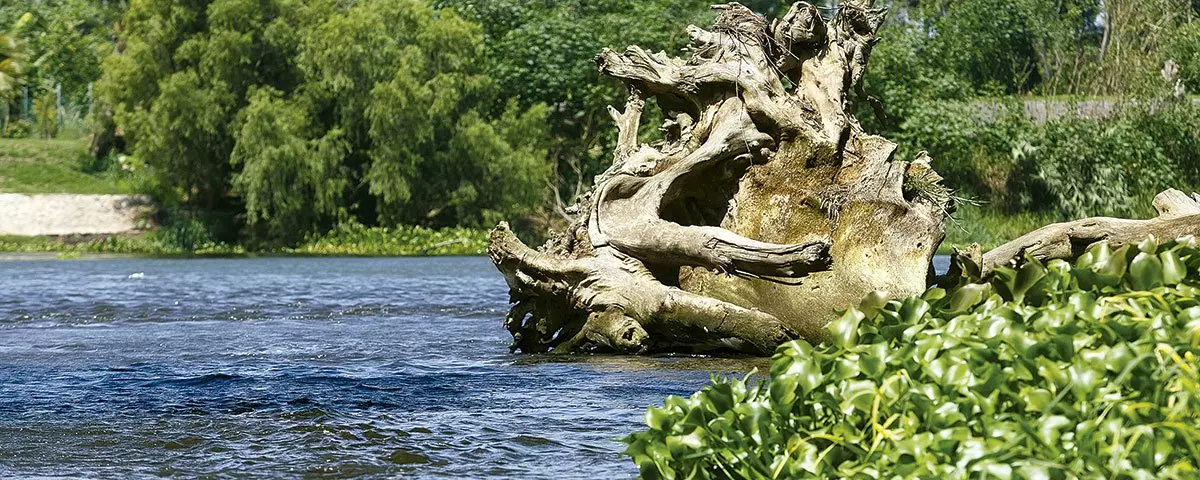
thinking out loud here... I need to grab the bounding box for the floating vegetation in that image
[624,236,1200,479]
[0,224,488,257]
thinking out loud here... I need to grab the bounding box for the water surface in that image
[1,257,771,478]
[1,256,951,478]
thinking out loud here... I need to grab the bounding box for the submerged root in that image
[490,223,798,355]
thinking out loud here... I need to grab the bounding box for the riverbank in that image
[0,193,153,236]
[0,224,489,257]
[1,138,1054,257]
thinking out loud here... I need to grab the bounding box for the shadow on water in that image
[512,353,771,374]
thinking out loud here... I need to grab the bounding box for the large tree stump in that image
[489,1,952,354]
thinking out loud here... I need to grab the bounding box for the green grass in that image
[0,224,489,257]
[941,204,1061,253]
[0,233,242,256]
[0,138,138,194]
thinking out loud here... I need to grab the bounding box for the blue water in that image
[0,257,784,478]
[0,255,953,478]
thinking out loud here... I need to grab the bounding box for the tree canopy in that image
[3,0,1198,245]
[95,0,549,243]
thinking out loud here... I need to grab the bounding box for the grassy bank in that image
[941,204,1061,253]
[0,224,489,257]
[0,138,139,194]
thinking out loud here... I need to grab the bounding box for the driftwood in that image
[488,1,1200,355]
[489,1,953,354]
[950,189,1200,280]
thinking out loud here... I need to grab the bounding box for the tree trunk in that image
[489,1,952,355]
[948,189,1200,282]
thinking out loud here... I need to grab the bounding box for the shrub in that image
[624,236,1200,479]
[32,89,57,138]
[288,222,488,256]
[892,99,1033,206]
[1,118,34,138]
[1018,102,1200,219]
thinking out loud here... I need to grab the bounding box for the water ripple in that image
[0,256,753,478]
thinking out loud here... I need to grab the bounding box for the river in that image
[0,256,949,478]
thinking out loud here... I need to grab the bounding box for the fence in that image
[1,82,92,139]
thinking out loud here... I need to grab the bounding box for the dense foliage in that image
[625,237,1200,478]
[864,1,1200,224]
[0,0,122,133]
[94,0,548,244]
[896,99,1200,221]
[2,0,1199,248]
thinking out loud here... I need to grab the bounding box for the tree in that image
[0,30,26,128]
[97,0,550,244]
[290,0,549,229]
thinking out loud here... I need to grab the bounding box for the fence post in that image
[55,84,64,132]
[22,85,29,121]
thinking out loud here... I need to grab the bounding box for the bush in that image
[2,118,34,138]
[1017,102,1200,219]
[32,89,57,138]
[893,100,1029,201]
[624,236,1200,479]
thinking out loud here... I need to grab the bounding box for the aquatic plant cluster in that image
[624,237,1200,478]
[287,223,488,256]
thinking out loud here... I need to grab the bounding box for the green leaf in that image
[945,283,991,313]
[1129,252,1164,290]
[1160,250,1187,285]
[828,309,865,349]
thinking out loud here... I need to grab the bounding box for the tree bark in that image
[489,1,952,354]
[950,189,1200,281]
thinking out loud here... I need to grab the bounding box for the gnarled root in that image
[490,223,798,354]
[489,1,945,354]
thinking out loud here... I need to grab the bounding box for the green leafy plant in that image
[32,88,56,138]
[287,222,487,256]
[625,236,1200,479]
[1,117,32,138]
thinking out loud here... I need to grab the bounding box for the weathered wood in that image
[490,223,797,354]
[489,1,952,354]
[967,189,1200,278]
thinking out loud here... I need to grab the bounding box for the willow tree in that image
[489,1,1200,355]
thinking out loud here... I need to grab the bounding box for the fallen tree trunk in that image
[489,1,953,354]
[950,189,1200,281]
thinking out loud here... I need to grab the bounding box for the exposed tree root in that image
[489,1,951,354]
[490,223,797,354]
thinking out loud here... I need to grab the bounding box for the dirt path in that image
[0,193,153,236]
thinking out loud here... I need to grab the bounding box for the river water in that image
[0,256,949,478]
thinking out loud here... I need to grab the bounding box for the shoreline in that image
[0,251,492,261]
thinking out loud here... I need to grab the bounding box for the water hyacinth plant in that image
[624,236,1200,479]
